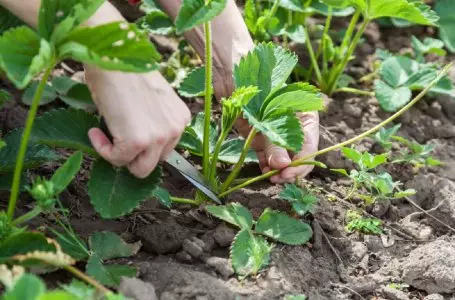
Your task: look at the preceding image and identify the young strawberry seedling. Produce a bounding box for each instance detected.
[345,210,383,235]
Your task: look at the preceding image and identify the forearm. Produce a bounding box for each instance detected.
[0,0,124,28]
[157,0,254,98]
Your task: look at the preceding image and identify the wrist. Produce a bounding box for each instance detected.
[84,2,125,27]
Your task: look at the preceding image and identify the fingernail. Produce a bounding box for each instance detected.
[277,156,291,164]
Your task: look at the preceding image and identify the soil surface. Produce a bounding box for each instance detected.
[2,4,455,300]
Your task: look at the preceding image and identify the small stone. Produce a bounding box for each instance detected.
[213,223,236,247]
[380,286,410,300]
[200,232,216,252]
[118,278,158,300]
[351,242,368,261]
[343,102,363,118]
[206,257,234,279]
[424,294,444,300]
[349,275,380,294]
[372,199,391,218]
[175,251,192,263]
[182,238,204,259]
[364,235,384,253]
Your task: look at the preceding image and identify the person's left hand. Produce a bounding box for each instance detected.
[235,112,320,184]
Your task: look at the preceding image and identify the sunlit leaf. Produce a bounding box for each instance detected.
[89,231,141,260]
[3,273,45,300]
[177,66,205,97]
[86,254,136,288]
[279,184,318,216]
[206,203,253,229]
[435,0,455,53]
[374,80,412,112]
[50,151,83,195]
[139,9,174,35]
[21,81,57,106]
[175,0,228,34]
[151,186,172,208]
[218,138,258,164]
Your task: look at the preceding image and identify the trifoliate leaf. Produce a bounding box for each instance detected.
[3,274,45,300]
[31,108,99,156]
[221,86,259,134]
[50,151,83,195]
[218,138,258,164]
[243,107,303,152]
[89,232,141,260]
[234,43,298,116]
[177,66,205,98]
[0,129,60,174]
[151,187,172,208]
[0,27,53,89]
[58,22,161,73]
[279,184,318,216]
[206,203,253,229]
[374,79,412,112]
[435,0,455,53]
[39,0,104,42]
[139,9,174,35]
[255,208,313,245]
[175,0,228,34]
[230,229,272,276]
[86,254,136,288]
[88,159,162,219]
[21,81,58,106]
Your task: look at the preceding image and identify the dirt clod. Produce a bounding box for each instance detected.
[137,219,191,254]
[206,257,234,279]
[379,286,410,300]
[182,238,204,259]
[213,223,236,247]
[118,277,158,300]
[423,294,445,300]
[402,238,455,293]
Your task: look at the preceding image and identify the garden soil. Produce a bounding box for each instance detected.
[1,7,455,300]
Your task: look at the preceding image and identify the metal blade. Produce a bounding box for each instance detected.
[165,151,222,204]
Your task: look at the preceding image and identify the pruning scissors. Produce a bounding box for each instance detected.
[99,117,222,204]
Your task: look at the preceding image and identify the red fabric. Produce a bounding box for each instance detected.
[127,0,142,5]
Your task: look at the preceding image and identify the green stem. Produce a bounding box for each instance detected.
[264,0,282,29]
[333,87,374,97]
[8,67,53,220]
[171,196,198,205]
[11,206,42,226]
[202,19,213,177]
[304,26,323,86]
[64,265,110,294]
[219,63,452,197]
[326,17,369,95]
[340,10,361,55]
[209,130,229,184]
[321,6,333,75]
[220,128,257,192]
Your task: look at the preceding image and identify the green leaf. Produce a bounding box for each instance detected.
[31,108,99,156]
[38,291,76,300]
[52,76,95,110]
[361,152,388,169]
[206,203,253,229]
[279,184,318,216]
[0,232,56,262]
[151,187,172,208]
[284,25,306,44]
[255,208,313,245]
[86,254,137,288]
[265,0,306,12]
[50,151,83,195]
[243,107,303,152]
[374,124,401,149]
[177,66,205,97]
[39,0,104,42]
[89,231,141,260]
[341,147,362,164]
[88,159,162,219]
[218,138,258,164]
[394,189,416,198]
[61,280,96,299]
[435,0,455,53]
[0,89,10,108]
[366,0,438,25]
[379,56,418,88]
[22,81,58,106]
[331,168,349,177]
[411,36,446,59]
[0,129,60,174]
[139,9,174,35]
[244,0,258,34]
[310,1,355,16]
[178,112,218,155]
[230,229,272,276]
[234,43,298,116]
[175,0,228,34]
[0,5,24,34]
[221,86,259,134]
[0,26,53,89]
[3,274,45,300]
[59,22,161,73]
[52,231,89,261]
[374,80,412,112]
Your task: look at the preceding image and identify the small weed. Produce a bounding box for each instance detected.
[345,210,382,235]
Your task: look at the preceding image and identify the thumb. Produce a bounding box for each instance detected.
[265,141,291,170]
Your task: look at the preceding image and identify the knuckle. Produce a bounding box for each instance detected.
[128,135,151,151]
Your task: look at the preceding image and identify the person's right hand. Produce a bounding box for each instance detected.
[85,67,191,178]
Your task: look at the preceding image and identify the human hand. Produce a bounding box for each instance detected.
[86,68,191,178]
[236,112,320,184]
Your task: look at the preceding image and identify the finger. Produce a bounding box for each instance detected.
[160,136,180,161]
[270,175,295,184]
[264,141,291,170]
[128,144,164,178]
[279,165,314,180]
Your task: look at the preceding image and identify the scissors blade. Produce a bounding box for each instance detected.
[165,151,222,204]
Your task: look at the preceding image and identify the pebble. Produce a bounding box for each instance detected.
[213,223,236,247]
[206,257,234,279]
[380,286,410,300]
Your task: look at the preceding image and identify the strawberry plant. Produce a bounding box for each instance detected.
[302,0,438,96]
[279,183,319,216]
[345,210,383,235]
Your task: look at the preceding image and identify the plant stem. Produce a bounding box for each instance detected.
[11,206,42,226]
[333,87,374,97]
[64,265,110,294]
[171,196,198,205]
[202,17,213,177]
[220,128,257,192]
[304,26,323,86]
[321,6,333,75]
[219,63,452,197]
[326,17,369,95]
[264,0,282,29]
[8,67,52,220]
[340,10,361,54]
[209,130,228,184]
